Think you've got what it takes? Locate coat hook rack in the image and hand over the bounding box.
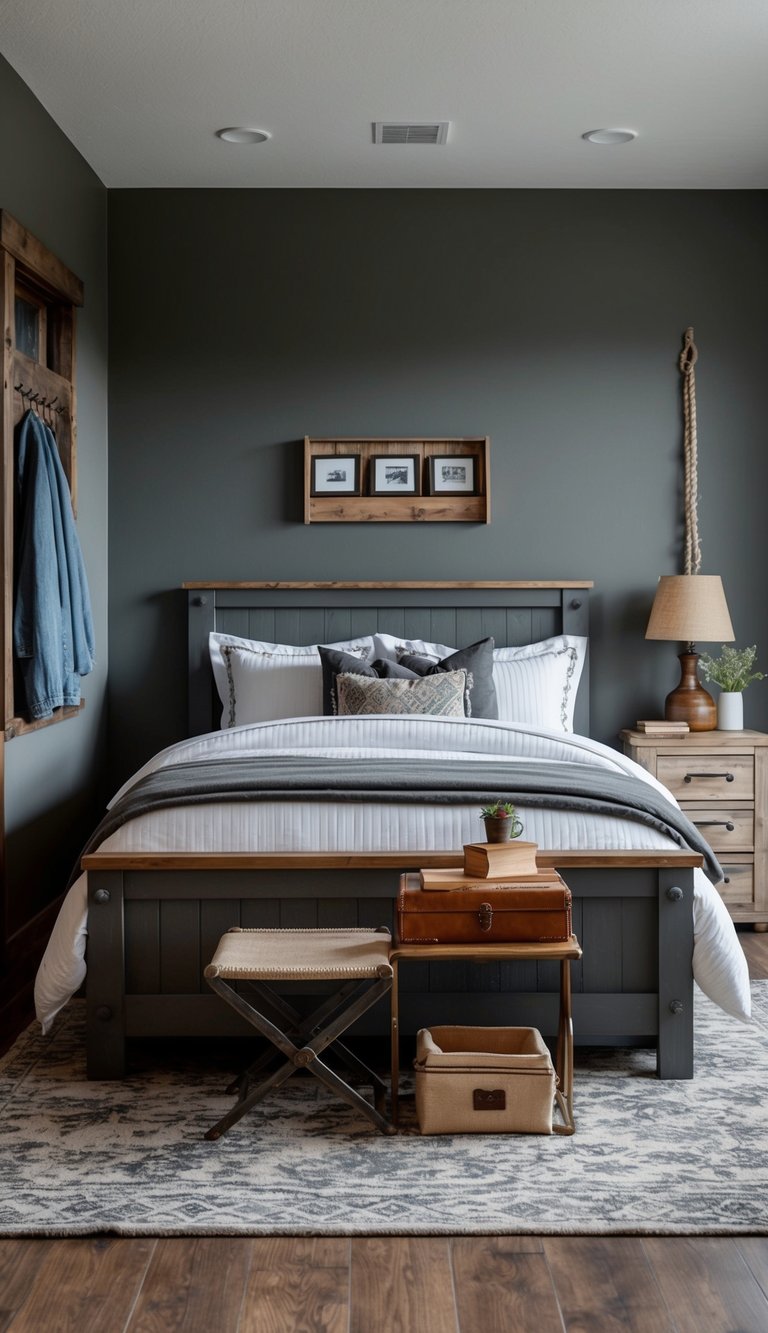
[14,382,66,418]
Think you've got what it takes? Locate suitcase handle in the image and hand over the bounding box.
[479,902,493,931]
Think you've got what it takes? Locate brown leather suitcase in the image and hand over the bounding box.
[397,872,572,944]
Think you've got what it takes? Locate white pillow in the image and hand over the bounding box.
[209,632,375,727]
[374,631,587,733]
[373,632,455,662]
[493,636,587,732]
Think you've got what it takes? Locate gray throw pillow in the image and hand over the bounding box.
[397,637,498,719]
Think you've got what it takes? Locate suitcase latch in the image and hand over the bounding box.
[478,902,493,931]
[473,1088,506,1110]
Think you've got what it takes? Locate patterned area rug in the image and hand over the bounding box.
[1,987,767,1236]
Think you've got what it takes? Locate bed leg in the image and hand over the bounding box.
[86,871,127,1078]
[656,867,694,1080]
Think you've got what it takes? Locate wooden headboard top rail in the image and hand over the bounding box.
[183,580,594,590]
[186,580,592,737]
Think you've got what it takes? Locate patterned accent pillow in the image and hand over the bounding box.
[335,670,469,718]
[317,645,419,715]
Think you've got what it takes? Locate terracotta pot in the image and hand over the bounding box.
[483,816,517,843]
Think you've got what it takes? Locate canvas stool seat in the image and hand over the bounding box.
[203,926,395,1139]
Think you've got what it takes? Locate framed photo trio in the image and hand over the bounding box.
[303,437,489,524]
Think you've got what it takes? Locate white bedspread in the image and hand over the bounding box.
[35,715,751,1029]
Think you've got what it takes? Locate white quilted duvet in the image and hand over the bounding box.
[35,715,751,1030]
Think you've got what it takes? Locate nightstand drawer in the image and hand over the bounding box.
[657,754,754,801]
[718,862,755,912]
[684,807,754,852]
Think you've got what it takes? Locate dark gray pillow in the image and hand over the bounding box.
[397,637,498,719]
[371,658,419,680]
[318,646,377,715]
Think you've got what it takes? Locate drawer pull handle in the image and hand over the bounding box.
[683,771,734,783]
[723,876,731,884]
[694,820,735,832]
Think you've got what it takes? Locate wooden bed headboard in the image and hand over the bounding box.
[183,580,593,738]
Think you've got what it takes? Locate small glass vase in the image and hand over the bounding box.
[717,691,743,731]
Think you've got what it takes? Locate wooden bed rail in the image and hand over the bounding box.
[82,848,704,872]
[83,850,699,1081]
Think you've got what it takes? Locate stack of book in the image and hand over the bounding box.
[634,719,690,736]
[464,839,538,878]
[419,866,562,890]
[419,839,561,891]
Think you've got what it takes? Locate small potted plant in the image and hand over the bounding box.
[479,800,524,844]
[699,645,764,731]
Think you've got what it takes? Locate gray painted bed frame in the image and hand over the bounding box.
[84,582,699,1081]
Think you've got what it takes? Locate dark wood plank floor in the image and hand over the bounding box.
[0,930,766,1332]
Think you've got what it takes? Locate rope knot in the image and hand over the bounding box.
[679,326,698,374]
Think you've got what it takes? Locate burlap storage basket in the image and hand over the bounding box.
[414,1025,555,1135]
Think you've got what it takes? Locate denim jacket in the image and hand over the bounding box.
[13,411,95,719]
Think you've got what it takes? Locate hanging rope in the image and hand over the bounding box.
[679,326,701,575]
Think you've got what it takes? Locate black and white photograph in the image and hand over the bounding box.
[369,454,420,496]
[428,454,477,495]
[310,454,361,495]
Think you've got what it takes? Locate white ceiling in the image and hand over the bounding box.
[2,0,768,189]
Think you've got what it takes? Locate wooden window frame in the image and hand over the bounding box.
[0,210,84,738]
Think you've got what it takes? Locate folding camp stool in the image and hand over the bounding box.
[203,926,396,1139]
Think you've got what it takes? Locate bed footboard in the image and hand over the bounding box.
[84,851,698,1081]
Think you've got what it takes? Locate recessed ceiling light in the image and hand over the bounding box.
[215,127,271,145]
[582,128,637,145]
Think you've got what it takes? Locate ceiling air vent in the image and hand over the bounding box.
[373,122,450,145]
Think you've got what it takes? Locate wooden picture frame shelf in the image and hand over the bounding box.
[304,437,490,523]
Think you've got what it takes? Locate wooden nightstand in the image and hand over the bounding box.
[620,729,768,927]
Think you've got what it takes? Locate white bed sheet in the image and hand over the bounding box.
[35,715,751,1030]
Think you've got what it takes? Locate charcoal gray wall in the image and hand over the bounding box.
[108,189,768,784]
[0,54,108,936]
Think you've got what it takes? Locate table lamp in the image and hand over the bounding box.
[645,574,734,730]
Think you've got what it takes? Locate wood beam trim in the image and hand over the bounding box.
[0,211,84,306]
[181,580,594,590]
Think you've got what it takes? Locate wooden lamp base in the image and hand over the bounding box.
[664,651,716,732]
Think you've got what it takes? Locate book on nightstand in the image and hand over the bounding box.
[635,720,690,735]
